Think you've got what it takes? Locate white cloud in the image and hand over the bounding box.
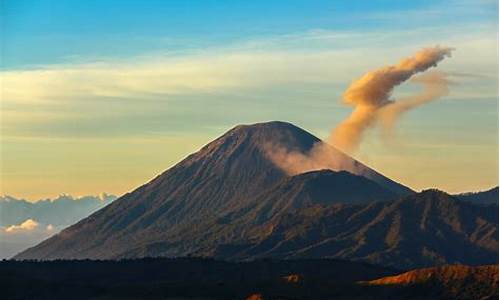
[0,221,63,259]
[4,219,39,233]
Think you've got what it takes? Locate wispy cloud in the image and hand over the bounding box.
[1,25,497,138]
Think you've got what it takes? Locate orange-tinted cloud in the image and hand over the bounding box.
[378,71,450,135]
[330,46,453,152]
[4,219,39,233]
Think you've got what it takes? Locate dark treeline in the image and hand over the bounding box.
[1,258,497,300]
[1,257,388,300]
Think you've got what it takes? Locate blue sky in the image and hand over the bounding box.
[3,0,497,69]
[1,0,498,199]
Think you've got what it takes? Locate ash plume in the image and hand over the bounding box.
[378,71,450,136]
[330,46,453,152]
[265,47,453,176]
[263,142,359,176]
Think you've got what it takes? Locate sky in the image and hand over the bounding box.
[1,0,498,200]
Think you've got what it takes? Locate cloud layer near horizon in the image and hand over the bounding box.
[0,194,117,259]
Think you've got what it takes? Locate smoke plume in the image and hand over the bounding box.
[330,46,453,152]
[263,142,365,176]
[264,46,454,177]
[378,70,450,135]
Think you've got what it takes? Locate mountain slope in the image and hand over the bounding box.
[15,121,406,260]
[233,190,498,269]
[110,169,399,259]
[13,122,497,269]
[218,169,398,226]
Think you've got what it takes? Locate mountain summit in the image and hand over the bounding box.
[16,122,497,268]
[15,121,409,260]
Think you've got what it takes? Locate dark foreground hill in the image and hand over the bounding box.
[364,264,499,300]
[0,258,396,300]
[1,259,497,300]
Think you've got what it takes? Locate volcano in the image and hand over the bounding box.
[14,122,497,269]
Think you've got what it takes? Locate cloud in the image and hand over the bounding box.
[1,25,495,105]
[0,194,115,258]
[1,57,244,103]
[1,50,359,107]
[0,25,496,144]
[0,220,62,259]
[4,219,39,233]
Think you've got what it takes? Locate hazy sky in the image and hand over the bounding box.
[1,0,498,200]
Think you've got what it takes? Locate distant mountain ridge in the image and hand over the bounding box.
[0,194,117,227]
[13,122,498,270]
[455,186,499,205]
[0,193,117,260]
